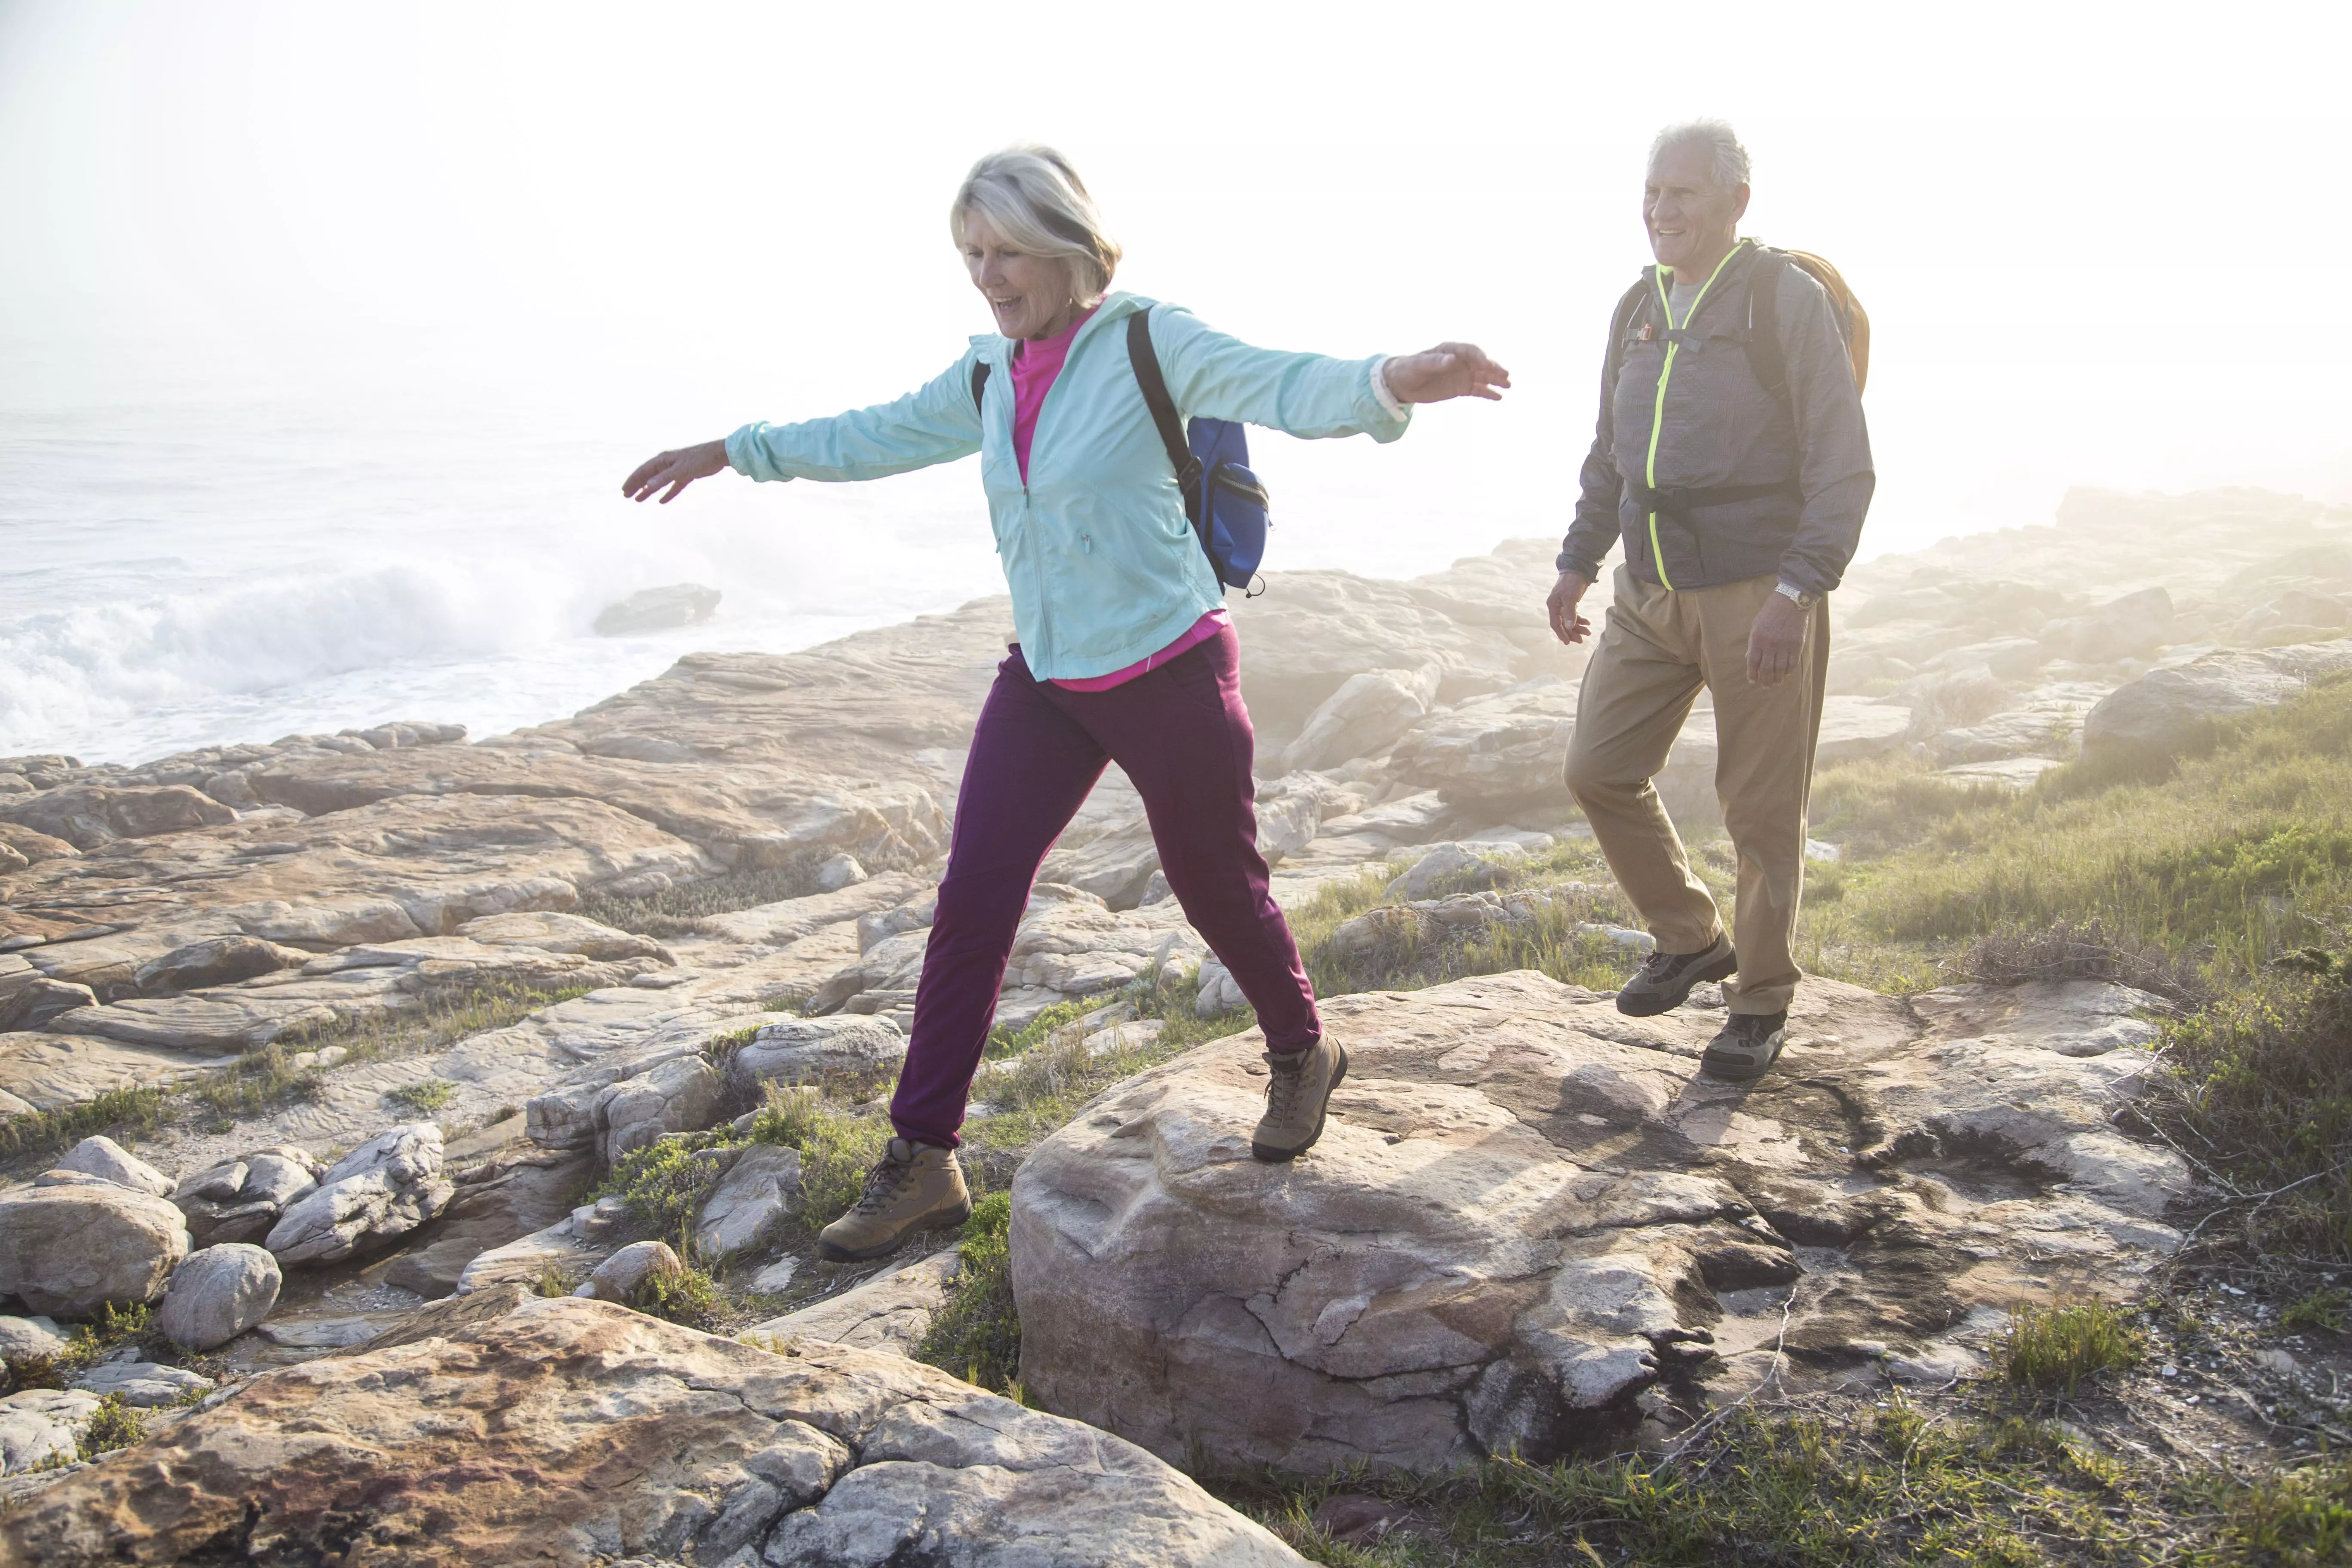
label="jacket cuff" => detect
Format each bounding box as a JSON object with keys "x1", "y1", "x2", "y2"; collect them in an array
[
  {"x1": 1777, "y1": 560, "x2": 1831, "y2": 597},
  {"x1": 1359, "y1": 357, "x2": 1412, "y2": 441},
  {"x1": 1369, "y1": 356, "x2": 1410, "y2": 421},
  {"x1": 724, "y1": 423, "x2": 795, "y2": 484},
  {"x1": 1556, "y1": 549, "x2": 1602, "y2": 580}
]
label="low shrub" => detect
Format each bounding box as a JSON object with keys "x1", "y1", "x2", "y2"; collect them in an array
[
  {"x1": 1999, "y1": 1300, "x2": 2142, "y2": 1394},
  {"x1": 383, "y1": 1078, "x2": 457, "y2": 1116}
]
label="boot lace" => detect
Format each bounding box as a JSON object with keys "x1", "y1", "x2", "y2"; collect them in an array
[
  {"x1": 1265, "y1": 1056, "x2": 1310, "y2": 1121},
  {"x1": 850, "y1": 1153, "x2": 915, "y2": 1216}
]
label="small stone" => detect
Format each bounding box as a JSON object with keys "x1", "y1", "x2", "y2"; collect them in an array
[
  {"x1": 0, "y1": 1316, "x2": 71, "y2": 1363},
  {"x1": 583, "y1": 1240, "x2": 684, "y2": 1304},
  {"x1": 815, "y1": 853, "x2": 868, "y2": 892}
]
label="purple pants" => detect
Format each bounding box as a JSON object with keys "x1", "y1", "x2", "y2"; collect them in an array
[{"x1": 888, "y1": 622, "x2": 1320, "y2": 1148}]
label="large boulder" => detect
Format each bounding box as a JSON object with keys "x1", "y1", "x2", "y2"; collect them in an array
[
  {"x1": 1012, "y1": 969, "x2": 2187, "y2": 1476},
  {"x1": 0, "y1": 1185, "x2": 190, "y2": 1317},
  {"x1": 132, "y1": 934, "x2": 303, "y2": 993},
  {"x1": 744, "y1": 1246, "x2": 963, "y2": 1358},
  {"x1": 728, "y1": 1015, "x2": 909, "y2": 1094},
  {"x1": 1280, "y1": 664, "x2": 1442, "y2": 773},
  {"x1": 599, "y1": 1055, "x2": 725, "y2": 1165},
  {"x1": 2081, "y1": 639, "x2": 2352, "y2": 767},
  {"x1": 156, "y1": 1243, "x2": 282, "y2": 1351},
  {"x1": 1390, "y1": 677, "x2": 1580, "y2": 808},
  {"x1": 264, "y1": 1123, "x2": 452, "y2": 1266},
  {"x1": 0, "y1": 1289, "x2": 1308, "y2": 1566},
  {"x1": 0, "y1": 783, "x2": 234, "y2": 851}
]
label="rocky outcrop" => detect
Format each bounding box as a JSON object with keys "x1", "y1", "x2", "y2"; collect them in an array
[
  {"x1": 382, "y1": 1143, "x2": 594, "y2": 1298},
  {"x1": 2080, "y1": 639, "x2": 2352, "y2": 767},
  {"x1": 0, "y1": 1288, "x2": 1307, "y2": 1567},
  {"x1": 0, "y1": 1184, "x2": 190, "y2": 1317},
  {"x1": 47, "y1": 1135, "x2": 174, "y2": 1197},
  {"x1": 1012, "y1": 969, "x2": 2184, "y2": 1476}
]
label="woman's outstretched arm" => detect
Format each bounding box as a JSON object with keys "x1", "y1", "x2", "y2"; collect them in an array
[
  {"x1": 1148, "y1": 307, "x2": 1507, "y2": 443},
  {"x1": 623, "y1": 349, "x2": 988, "y2": 504}
]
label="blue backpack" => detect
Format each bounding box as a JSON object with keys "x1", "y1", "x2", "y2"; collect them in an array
[
  {"x1": 1126, "y1": 309, "x2": 1271, "y2": 595},
  {"x1": 969, "y1": 308, "x2": 1272, "y2": 595}
]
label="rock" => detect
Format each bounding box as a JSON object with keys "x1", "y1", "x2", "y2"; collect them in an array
[
  {"x1": 695, "y1": 1144, "x2": 803, "y2": 1260},
  {"x1": 0, "y1": 1388, "x2": 100, "y2": 1476},
  {"x1": 1256, "y1": 777, "x2": 1325, "y2": 864},
  {"x1": 0, "y1": 1316, "x2": 70, "y2": 1363},
  {"x1": 1012, "y1": 970, "x2": 2185, "y2": 1476},
  {"x1": 2081, "y1": 639, "x2": 2352, "y2": 766},
  {"x1": 2040, "y1": 586, "x2": 2175, "y2": 664},
  {"x1": 730, "y1": 1017, "x2": 911, "y2": 1103},
  {"x1": 1385, "y1": 842, "x2": 1526, "y2": 901},
  {"x1": 454, "y1": 1210, "x2": 606, "y2": 1296},
  {"x1": 1923, "y1": 682, "x2": 2110, "y2": 767},
  {"x1": 581, "y1": 1239, "x2": 684, "y2": 1302},
  {"x1": 854, "y1": 888, "x2": 938, "y2": 952},
  {"x1": 70, "y1": 1359, "x2": 216, "y2": 1408},
  {"x1": 1281, "y1": 665, "x2": 1442, "y2": 772},
  {"x1": 744, "y1": 1246, "x2": 962, "y2": 1358},
  {"x1": 1391, "y1": 677, "x2": 1580, "y2": 808},
  {"x1": 255, "y1": 1315, "x2": 384, "y2": 1349},
  {"x1": 264, "y1": 1123, "x2": 452, "y2": 1266},
  {"x1": 453, "y1": 909, "x2": 672, "y2": 963},
  {"x1": 0, "y1": 821, "x2": 79, "y2": 866},
  {"x1": 0, "y1": 1185, "x2": 190, "y2": 1317},
  {"x1": 47, "y1": 1135, "x2": 174, "y2": 1197},
  {"x1": 0, "y1": 977, "x2": 95, "y2": 1032},
  {"x1": 815, "y1": 851, "x2": 868, "y2": 891},
  {"x1": 131, "y1": 934, "x2": 303, "y2": 993},
  {"x1": 593, "y1": 582, "x2": 722, "y2": 636},
  {"x1": 1194, "y1": 955, "x2": 1247, "y2": 1017},
  {"x1": 171, "y1": 1147, "x2": 323, "y2": 1247},
  {"x1": 599, "y1": 1054, "x2": 725, "y2": 1164},
  {"x1": 0, "y1": 1289, "x2": 1306, "y2": 1566},
  {"x1": 381, "y1": 1146, "x2": 596, "y2": 1299},
  {"x1": 156, "y1": 1243, "x2": 282, "y2": 1350},
  {"x1": 1040, "y1": 811, "x2": 1163, "y2": 908},
  {"x1": 0, "y1": 783, "x2": 234, "y2": 851}
]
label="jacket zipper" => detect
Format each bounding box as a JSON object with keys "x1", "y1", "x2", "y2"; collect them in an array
[{"x1": 1642, "y1": 239, "x2": 1749, "y2": 591}]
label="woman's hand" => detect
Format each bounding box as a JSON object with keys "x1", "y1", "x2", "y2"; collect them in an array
[
  {"x1": 623, "y1": 440, "x2": 732, "y2": 504},
  {"x1": 1384, "y1": 343, "x2": 1511, "y2": 405}
]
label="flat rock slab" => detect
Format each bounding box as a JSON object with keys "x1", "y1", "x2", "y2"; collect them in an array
[
  {"x1": 1012, "y1": 970, "x2": 2187, "y2": 1476},
  {"x1": 0, "y1": 1287, "x2": 1305, "y2": 1568}
]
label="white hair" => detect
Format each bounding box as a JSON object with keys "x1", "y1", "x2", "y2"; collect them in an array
[
  {"x1": 1648, "y1": 118, "x2": 1752, "y2": 191},
  {"x1": 949, "y1": 145, "x2": 1121, "y2": 303}
]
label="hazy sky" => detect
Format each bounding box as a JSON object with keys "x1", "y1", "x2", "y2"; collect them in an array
[{"x1": 3, "y1": 0, "x2": 2347, "y2": 576}]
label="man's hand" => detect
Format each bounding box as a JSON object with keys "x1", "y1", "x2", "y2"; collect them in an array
[
  {"x1": 624, "y1": 439, "x2": 732, "y2": 504},
  {"x1": 1547, "y1": 571, "x2": 1594, "y2": 646},
  {"x1": 1384, "y1": 343, "x2": 1511, "y2": 404},
  {"x1": 1747, "y1": 592, "x2": 1810, "y2": 686}
]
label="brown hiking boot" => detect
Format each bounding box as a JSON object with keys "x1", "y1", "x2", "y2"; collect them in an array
[
  {"x1": 1252, "y1": 1035, "x2": 1348, "y2": 1163},
  {"x1": 815, "y1": 1137, "x2": 971, "y2": 1263}
]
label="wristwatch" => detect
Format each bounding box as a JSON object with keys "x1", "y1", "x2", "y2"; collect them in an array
[{"x1": 1774, "y1": 582, "x2": 1819, "y2": 610}]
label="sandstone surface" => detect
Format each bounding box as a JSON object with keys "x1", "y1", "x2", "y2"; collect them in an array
[
  {"x1": 0, "y1": 1287, "x2": 1306, "y2": 1567},
  {"x1": 1013, "y1": 970, "x2": 2184, "y2": 1476}
]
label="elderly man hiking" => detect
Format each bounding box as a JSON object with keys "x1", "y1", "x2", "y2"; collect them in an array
[
  {"x1": 1546, "y1": 119, "x2": 1873, "y2": 1081},
  {"x1": 627, "y1": 146, "x2": 1509, "y2": 1262}
]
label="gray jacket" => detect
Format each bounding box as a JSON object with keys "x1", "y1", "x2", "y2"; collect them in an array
[{"x1": 1559, "y1": 241, "x2": 1873, "y2": 597}]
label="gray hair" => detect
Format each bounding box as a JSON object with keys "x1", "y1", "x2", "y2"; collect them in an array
[
  {"x1": 1648, "y1": 118, "x2": 1752, "y2": 191},
  {"x1": 950, "y1": 145, "x2": 1121, "y2": 303}
]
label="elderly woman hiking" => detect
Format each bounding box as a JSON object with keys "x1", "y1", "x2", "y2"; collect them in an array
[{"x1": 625, "y1": 146, "x2": 1508, "y2": 1262}]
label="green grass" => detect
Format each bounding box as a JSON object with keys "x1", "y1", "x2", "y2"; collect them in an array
[
  {"x1": 747, "y1": 1084, "x2": 895, "y2": 1232},
  {"x1": 383, "y1": 1078, "x2": 457, "y2": 1116},
  {"x1": 596, "y1": 1134, "x2": 744, "y2": 1236},
  {"x1": 1999, "y1": 1301, "x2": 2143, "y2": 1395},
  {"x1": 916, "y1": 1190, "x2": 1020, "y2": 1393},
  {"x1": 575, "y1": 864, "x2": 862, "y2": 937},
  {"x1": 0, "y1": 1085, "x2": 168, "y2": 1164},
  {"x1": 76, "y1": 1394, "x2": 148, "y2": 1462},
  {"x1": 630, "y1": 1251, "x2": 724, "y2": 1330},
  {"x1": 1225, "y1": 1403, "x2": 2241, "y2": 1567}
]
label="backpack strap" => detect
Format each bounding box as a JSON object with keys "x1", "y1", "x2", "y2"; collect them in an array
[
  {"x1": 1601, "y1": 277, "x2": 1650, "y2": 399},
  {"x1": 1743, "y1": 247, "x2": 1793, "y2": 406},
  {"x1": 1125, "y1": 308, "x2": 1205, "y2": 513},
  {"x1": 970, "y1": 358, "x2": 991, "y2": 415}
]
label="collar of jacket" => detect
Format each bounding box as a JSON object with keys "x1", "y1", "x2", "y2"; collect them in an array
[
  {"x1": 980, "y1": 289, "x2": 1153, "y2": 371},
  {"x1": 1642, "y1": 239, "x2": 1761, "y2": 326}
]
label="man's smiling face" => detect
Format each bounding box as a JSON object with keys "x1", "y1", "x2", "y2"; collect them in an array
[{"x1": 1643, "y1": 144, "x2": 1746, "y2": 274}]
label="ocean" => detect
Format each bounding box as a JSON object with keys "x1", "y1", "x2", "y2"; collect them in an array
[{"x1": 0, "y1": 389, "x2": 1015, "y2": 766}]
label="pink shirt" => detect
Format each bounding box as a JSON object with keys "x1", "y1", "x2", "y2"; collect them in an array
[{"x1": 1011, "y1": 306, "x2": 1228, "y2": 692}]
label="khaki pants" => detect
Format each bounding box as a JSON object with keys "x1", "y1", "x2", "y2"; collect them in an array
[{"x1": 1564, "y1": 567, "x2": 1828, "y2": 1015}]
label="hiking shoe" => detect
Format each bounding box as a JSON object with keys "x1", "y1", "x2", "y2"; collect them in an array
[
  {"x1": 1252, "y1": 1035, "x2": 1348, "y2": 1163},
  {"x1": 815, "y1": 1137, "x2": 971, "y2": 1262},
  {"x1": 1614, "y1": 931, "x2": 1737, "y2": 1017},
  {"x1": 1700, "y1": 1011, "x2": 1788, "y2": 1081}
]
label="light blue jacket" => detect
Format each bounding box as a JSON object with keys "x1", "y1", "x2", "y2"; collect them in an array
[{"x1": 725, "y1": 291, "x2": 1410, "y2": 680}]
